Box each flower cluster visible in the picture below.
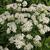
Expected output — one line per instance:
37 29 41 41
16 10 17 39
0 46 9 50
0 0 50 50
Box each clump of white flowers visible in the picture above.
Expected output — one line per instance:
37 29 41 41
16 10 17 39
7 22 17 34
24 43 33 50
6 3 17 9
21 20 33 32
0 0 50 50
9 34 25 49
38 13 50 24
33 35 42 47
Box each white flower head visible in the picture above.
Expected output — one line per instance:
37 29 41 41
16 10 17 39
47 6 50 11
39 29 45 34
15 13 19 18
34 40 42 47
4 47 9 50
33 35 42 47
7 28 11 34
22 1 27 7
37 4 46 11
15 13 28 24
22 8 28 12
9 34 25 49
43 25 50 32
9 37 15 43
37 24 43 29
7 22 17 33
16 0 23 2
0 46 3 50
0 18 4 24
7 14 15 21
6 3 17 9
21 20 33 32
33 35 41 41
15 40 25 49
38 13 50 24
14 34 25 40
42 17 50 24
29 6 36 12
31 15 38 25
17 3 21 7
17 7 22 11
24 43 33 50
26 34 33 39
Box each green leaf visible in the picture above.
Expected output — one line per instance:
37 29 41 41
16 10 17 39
45 37 50 48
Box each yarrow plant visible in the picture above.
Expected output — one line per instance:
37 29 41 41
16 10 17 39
0 0 50 50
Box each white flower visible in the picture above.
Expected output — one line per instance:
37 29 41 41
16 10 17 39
22 1 27 7
15 13 19 18
0 18 4 24
17 3 21 7
38 13 50 24
6 3 17 9
26 34 33 39
7 14 15 21
21 20 33 32
10 34 25 48
42 17 50 24
6 4 11 9
14 34 25 40
23 13 31 18
7 22 17 33
47 6 50 11
33 35 41 41
33 35 42 47
22 8 28 12
16 0 23 2
33 40 42 47
38 13 46 22
15 13 28 24
3 11 10 15
11 3 17 9
0 46 3 50
7 28 11 34
24 43 33 50
1 11 10 20
29 6 36 12
37 4 44 11
37 4 47 11
43 25 50 32
17 7 21 11
39 29 45 34
2 11 14 21
9 34 25 49
37 24 43 29
9 37 15 43
4 47 9 50
31 15 38 25
34 12 40 16
39 25 50 34
0 46 9 50
15 40 25 49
